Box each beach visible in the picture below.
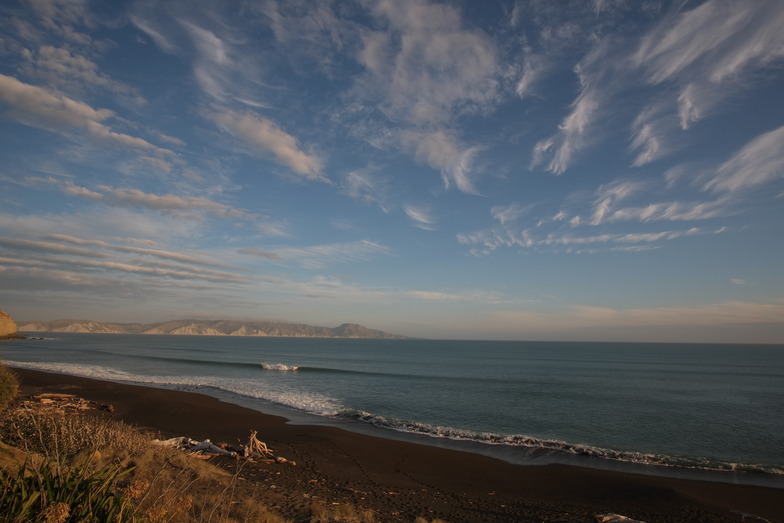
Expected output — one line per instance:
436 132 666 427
11 368 783 523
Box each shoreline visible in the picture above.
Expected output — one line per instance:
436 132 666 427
7 360 782 487
10 367 784 522
183 380 784 488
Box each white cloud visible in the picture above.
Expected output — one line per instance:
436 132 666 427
0 237 109 258
359 0 499 126
0 209 200 249
0 74 169 155
404 205 436 230
0 232 252 289
589 180 646 225
97 186 254 220
20 45 144 105
633 0 784 129
603 199 731 223
633 0 784 85
43 179 258 221
343 168 392 211
630 102 679 166
210 108 324 181
458 224 709 256
48 234 238 269
705 125 784 193
179 20 233 101
530 39 615 174
402 130 480 194
26 0 92 44
535 0 784 174
515 50 547 99
491 203 525 225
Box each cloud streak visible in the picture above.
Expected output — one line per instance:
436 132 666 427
37 178 258 221
210 108 324 180
240 240 392 269
0 74 169 155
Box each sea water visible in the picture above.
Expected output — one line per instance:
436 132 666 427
2 334 783 485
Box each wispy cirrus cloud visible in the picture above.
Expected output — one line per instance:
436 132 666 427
629 101 680 167
704 125 784 193
342 168 393 211
589 180 647 225
19 45 145 106
534 0 784 173
402 130 480 194
210 108 324 181
458 223 712 257
631 0 784 131
530 38 617 174
403 205 436 231
491 203 526 225
240 240 392 269
354 0 499 193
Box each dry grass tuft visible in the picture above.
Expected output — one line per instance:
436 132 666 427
0 364 18 412
0 407 291 523
0 409 150 459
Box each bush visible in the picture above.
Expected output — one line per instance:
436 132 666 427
0 455 133 522
0 364 18 412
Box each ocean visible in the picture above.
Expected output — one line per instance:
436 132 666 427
2 334 783 486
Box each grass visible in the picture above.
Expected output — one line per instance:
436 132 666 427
0 365 444 522
0 363 18 412
0 454 133 522
0 409 294 522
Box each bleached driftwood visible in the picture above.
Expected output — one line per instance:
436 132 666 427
246 430 272 457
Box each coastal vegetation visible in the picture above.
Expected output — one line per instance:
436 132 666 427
0 362 447 522
0 408 286 522
0 389 351 522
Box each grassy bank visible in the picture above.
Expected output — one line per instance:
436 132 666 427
0 363 448 523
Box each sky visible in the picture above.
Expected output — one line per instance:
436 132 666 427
1 0 783 343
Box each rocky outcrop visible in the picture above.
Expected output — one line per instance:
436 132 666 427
18 318 408 339
0 310 23 340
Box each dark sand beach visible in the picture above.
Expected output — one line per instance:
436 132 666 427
13 368 783 523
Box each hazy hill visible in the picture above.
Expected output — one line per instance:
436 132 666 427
18 318 407 339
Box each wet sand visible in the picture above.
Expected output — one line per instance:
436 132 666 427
13 368 784 522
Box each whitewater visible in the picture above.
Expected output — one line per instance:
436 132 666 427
2 334 783 486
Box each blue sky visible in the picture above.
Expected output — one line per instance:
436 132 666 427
1 0 783 343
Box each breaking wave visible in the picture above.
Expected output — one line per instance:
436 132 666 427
334 409 784 476
260 362 300 371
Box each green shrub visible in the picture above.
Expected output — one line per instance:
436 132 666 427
0 363 18 412
0 455 133 522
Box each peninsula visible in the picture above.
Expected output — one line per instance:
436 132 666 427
18 318 407 339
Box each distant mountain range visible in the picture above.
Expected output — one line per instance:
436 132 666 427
18 319 407 339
